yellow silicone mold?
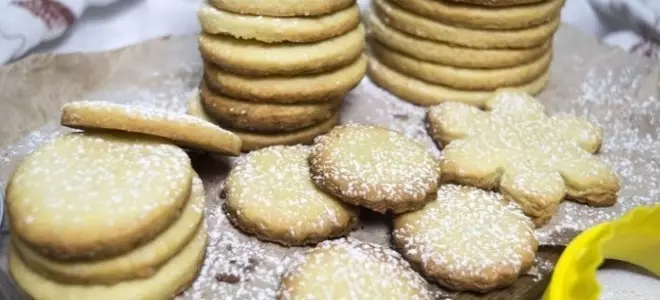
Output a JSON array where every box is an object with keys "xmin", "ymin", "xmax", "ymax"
[{"xmin": 544, "ymin": 204, "xmax": 660, "ymax": 300}]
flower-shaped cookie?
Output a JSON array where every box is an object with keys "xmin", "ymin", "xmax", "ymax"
[{"xmin": 426, "ymin": 89, "xmax": 620, "ymax": 226}]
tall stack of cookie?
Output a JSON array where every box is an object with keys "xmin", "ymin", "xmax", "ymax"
[
  {"xmin": 366, "ymin": 0, "xmax": 564, "ymax": 106},
  {"xmin": 192, "ymin": 0, "xmax": 368, "ymax": 152}
]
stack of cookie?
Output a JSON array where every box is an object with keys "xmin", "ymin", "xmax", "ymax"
[
  {"xmin": 366, "ymin": 0, "xmax": 564, "ymax": 106},
  {"xmin": 193, "ymin": 0, "xmax": 368, "ymax": 152}
]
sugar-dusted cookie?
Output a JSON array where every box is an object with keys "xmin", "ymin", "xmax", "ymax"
[
  {"xmin": 393, "ymin": 184, "xmax": 538, "ymax": 292},
  {"xmin": 309, "ymin": 124, "xmax": 440, "ymax": 214},
  {"xmin": 426, "ymin": 89, "xmax": 619, "ymax": 226},
  {"xmin": 200, "ymin": 83, "xmax": 340, "ymax": 133},
  {"xmin": 6, "ymin": 132, "xmax": 193, "ymax": 260},
  {"xmin": 224, "ymin": 146, "xmax": 359, "ymax": 246},
  {"xmin": 277, "ymin": 238, "xmax": 433, "ymax": 299},
  {"xmin": 366, "ymin": 13, "xmax": 551, "ymax": 69},
  {"xmin": 208, "ymin": 0, "xmax": 354, "ymax": 18},
  {"xmin": 373, "ymin": 0, "xmax": 559, "ymax": 49},
  {"xmin": 204, "ymin": 54, "xmax": 367, "ymax": 104},
  {"xmin": 370, "ymin": 41, "xmax": 551, "ymax": 90},
  {"xmin": 198, "ymin": 2, "xmax": 361, "ymax": 43},
  {"xmin": 9, "ymin": 223, "xmax": 207, "ymax": 300},
  {"xmin": 14, "ymin": 174, "xmax": 205, "ymax": 284},
  {"xmin": 61, "ymin": 101, "xmax": 242, "ymax": 156},
  {"xmin": 368, "ymin": 57, "xmax": 549, "ymax": 107},
  {"xmin": 447, "ymin": 0, "xmax": 545, "ymax": 6}
]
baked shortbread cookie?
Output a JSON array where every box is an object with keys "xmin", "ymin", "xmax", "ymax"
[
  {"xmin": 198, "ymin": 2, "xmax": 361, "ymax": 43},
  {"xmin": 447, "ymin": 0, "xmax": 545, "ymax": 6},
  {"xmin": 309, "ymin": 124, "xmax": 440, "ymax": 214},
  {"xmin": 277, "ymin": 238, "xmax": 433, "ymax": 299},
  {"xmin": 209, "ymin": 0, "xmax": 354, "ymax": 17},
  {"xmin": 393, "ymin": 184, "xmax": 538, "ymax": 292},
  {"xmin": 61, "ymin": 101, "xmax": 242, "ymax": 156},
  {"xmin": 14, "ymin": 174, "xmax": 205, "ymax": 284},
  {"xmin": 224, "ymin": 146, "xmax": 359, "ymax": 246},
  {"xmin": 426, "ymin": 89, "xmax": 620, "ymax": 226},
  {"xmin": 9, "ymin": 223, "xmax": 208, "ymax": 300}
]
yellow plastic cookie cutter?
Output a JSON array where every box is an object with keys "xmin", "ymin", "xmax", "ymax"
[{"xmin": 544, "ymin": 204, "xmax": 660, "ymax": 300}]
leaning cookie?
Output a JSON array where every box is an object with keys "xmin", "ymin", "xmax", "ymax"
[
  {"xmin": 309, "ymin": 124, "xmax": 440, "ymax": 214},
  {"xmin": 393, "ymin": 184, "xmax": 538, "ymax": 292}
]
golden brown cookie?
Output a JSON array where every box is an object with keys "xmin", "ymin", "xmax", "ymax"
[
  {"xmin": 198, "ymin": 2, "xmax": 361, "ymax": 43},
  {"xmin": 373, "ymin": 0, "xmax": 560, "ymax": 49},
  {"xmin": 204, "ymin": 55, "xmax": 367, "ymax": 104},
  {"xmin": 393, "ymin": 184, "xmax": 538, "ymax": 292},
  {"xmin": 426, "ymin": 90, "xmax": 619, "ymax": 226},
  {"xmin": 199, "ymin": 25, "xmax": 365, "ymax": 76},
  {"xmin": 367, "ymin": 56, "xmax": 550, "ymax": 107},
  {"xmin": 371, "ymin": 41, "xmax": 551, "ymax": 90},
  {"xmin": 200, "ymin": 82, "xmax": 340, "ymax": 133},
  {"xmin": 61, "ymin": 101, "xmax": 242, "ymax": 156},
  {"xmin": 309, "ymin": 124, "xmax": 440, "ymax": 214},
  {"xmin": 447, "ymin": 0, "xmax": 545, "ymax": 6},
  {"xmin": 208, "ymin": 0, "xmax": 355, "ymax": 17}
]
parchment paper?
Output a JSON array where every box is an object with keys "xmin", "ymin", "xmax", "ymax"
[{"xmin": 1, "ymin": 24, "xmax": 659, "ymax": 299}]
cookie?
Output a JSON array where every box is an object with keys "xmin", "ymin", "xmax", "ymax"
[
  {"xmin": 368, "ymin": 56, "xmax": 550, "ymax": 107},
  {"xmin": 224, "ymin": 146, "xmax": 359, "ymax": 246},
  {"xmin": 371, "ymin": 41, "xmax": 552, "ymax": 90},
  {"xmin": 309, "ymin": 124, "xmax": 440, "ymax": 214},
  {"xmin": 366, "ymin": 13, "xmax": 551, "ymax": 69},
  {"xmin": 389, "ymin": 0, "xmax": 564, "ymax": 29},
  {"xmin": 9, "ymin": 223, "xmax": 207, "ymax": 300},
  {"xmin": 373, "ymin": 0, "xmax": 560, "ymax": 49},
  {"xmin": 6, "ymin": 132, "xmax": 193, "ymax": 260},
  {"xmin": 61, "ymin": 101, "xmax": 242, "ymax": 156},
  {"xmin": 204, "ymin": 54, "xmax": 367, "ymax": 104},
  {"xmin": 393, "ymin": 184, "xmax": 538, "ymax": 292},
  {"xmin": 426, "ymin": 89, "xmax": 619, "ymax": 226},
  {"xmin": 208, "ymin": 0, "xmax": 354, "ymax": 18},
  {"xmin": 447, "ymin": 0, "xmax": 545, "ymax": 6},
  {"xmin": 200, "ymin": 82, "xmax": 340, "ymax": 133},
  {"xmin": 198, "ymin": 2, "xmax": 361, "ymax": 43},
  {"xmin": 277, "ymin": 238, "xmax": 433, "ymax": 299},
  {"xmin": 200, "ymin": 25, "xmax": 365, "ymax": 77},
  {"xmin": 13, "ymin": 174, "xmax": 205, "ymax": 284}
]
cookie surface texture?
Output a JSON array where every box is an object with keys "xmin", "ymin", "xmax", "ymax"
[
  {"xmin": 199, "ymin": 25, "xmax": 365, "ymax": 77},
  {"xmin": 13, "ymin": 174, "xmax": 205, "ymax": 284},
  {"xmin": 446, "ymin": 0, "xmax": 545, "ymax": 6},
  {"xmin": 9, "ymin": 223, "xmax": 208, "ymax": 300},
  {"xmin": 61, "ymin": 101, "xmax": 242, "ymax": 156},
  {"xmin": 198, "ymin": 2, "xmax": 361, "ymax": 43},
  {"xmin": 224, "ymin": 146, "xmax": 359, "ymax": 246},
  {"xmin": 277, "ymin": 238, "xmax": 433, "ymax": 299},
  {"xmin": 208, "ymin": 0, "xmax": 354, "ymax": 18},
  {"xmin": 6, "ymin": 132, "xmax": 193, "ymax": 260},
  {"xmin": 373, "ymin": 0, "xmax": 559, "ymax": 48},
  {"xmin": 309, "ymin": 124, "xmax": 440, "ymax": 214},
  {"xmin": 204, "ymin": 54, "xmax": 367, "ymax": 104},
  {"xmin": 426, "ymin": 89, "xmax": 620, "ymax": 226},
  {"xmin": 367, "ymin": 57, "xmax": 550, "ymax": 107},
  {"xmin": 393, "ymin": 184, "xmax": 538, "ymax": 292}
]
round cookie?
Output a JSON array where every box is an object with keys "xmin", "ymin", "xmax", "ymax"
[
  {"xmin": 446, "ymin": 0, "xmax": 545, "ymax": 6},
  {"xmin": 198, "ymin": 2, "xmax": 361, "ymax": 43},
  {"xmin": 13, "ymin": 174, "xmax": 205, "ymax": 284},
  {"xmin": 204, "ymin": 55, "xmax": 367, "ymax": 104},
  {"xmin": 366, "ymin": 13, "xmax": 551, "ymax": 69},
  {"xmin": 373, "ymin": 0, "xmax": 560, "ymax": 49},
  {"xmin": 61, "ymin": 101, "xmax": 242, "ymax": 156},
  {"xmin": 208, "ymin": 0, "xmax": 354, "ymax": 17},
  {"xmin": 199, "ymin": 25, "xmax": 365, "ymax": 76},
  {"xmin": 200, "ymin": 82, "xmax": 340, "ymax": 133},
  {"xmin": 371, "ymin": 41, "xmax": 552, "ymax": 90},
  {"xmin": 309, "ymin": 124, "xmax": 440, "ymax": 214},
  {"xmin": 6, "ymin": 132, "xmax": 193, "ymax": 260},
  {"xmin": 224, "ymin": 146, "xmax": 359, "ymax": 246},
  {"xmin": 277, "ymin": 238, "xmax": 433, "ymax": 299},
  {"xmin": 367, "ymin": 57, "xmax": 550, "ymax": 107},
  {"xmin": 390, "ymin": 0, "xmax": 565, "ymax": 29},
  {"xmin": 392, "ymin": 184, "xmax": 538, "ymax": 292},
  {"xmin": 9, "ymin": 223, "xmax": 208, "ymax": 300}
]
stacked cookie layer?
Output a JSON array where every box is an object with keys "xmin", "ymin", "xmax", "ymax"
[
  {"xmin": 366, "ymin": 0, "xmax": 564, "ymax": 106},
  {"xmin": 195, "ymin": 0, "xmax": 367, "ymax": 152}
]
